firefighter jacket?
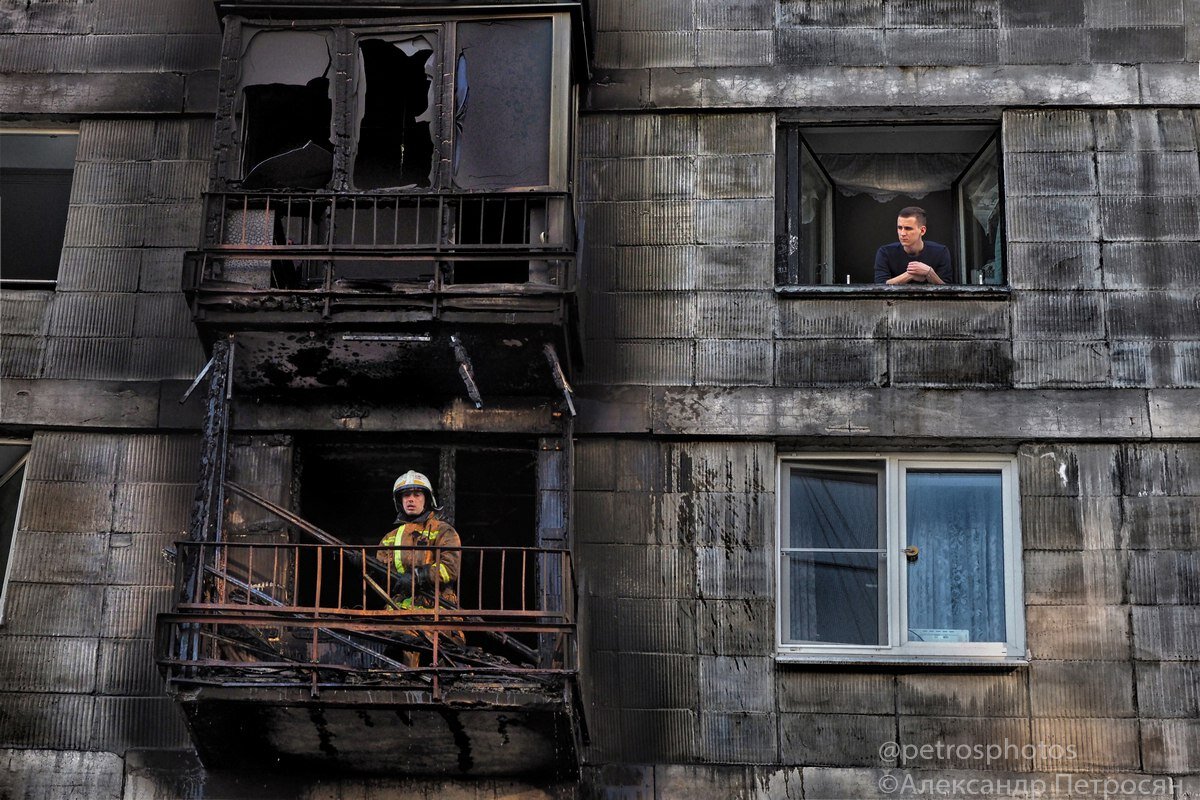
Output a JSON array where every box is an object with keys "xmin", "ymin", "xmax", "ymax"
[{"xmin": 376, "ymin": 511, "xmax": 461, "ymax": 607}]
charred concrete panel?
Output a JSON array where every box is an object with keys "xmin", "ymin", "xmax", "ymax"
[
  {"xmin": 593, "ymin": 30, "xmax": 695, "ymax": 70},
  {"xmin": 1028, "ymin": 660, "xmax": 1135, "ymax": 718},
  {"xmin": 616, "ymin": 597, "xmax": 697, "ymax": 654},
  {"xmin": 617, "ymin": 709, "xmax": 697, "ymax": 762},
  {"xmin": 696, "ymin": 30, "xmax": 774, "ymax": 67},
  {"xmin": 776, "ymin": 672, "xmax": 894, "ymax": 715},
  {"xmin": 780, "ymin": 713, "xmax": 896, "ymax": 767},
  {"xmin": 7, "ymin": 532, "xmax": 110, "ymax": 586},
  {"xmin": 1137, "ymin": 662, "xmax": 1200, "ymax": 718},
  {"xmin": 775, "ymin": 339, "xmax": 886, "ymax": 386},
  {"xmin": 1089, "ymin": 26, "xmax": 1187, "ymax": 62},
  {"xmin": 1000, "ymin": 28, "xmax": 1089, "ymax": 64},
  {"xmin": 1023, "ymin": 549, "xmax": 1127, "ymax": 605},
  {"xmin": 1142, "ymin": 719, "xmax": 1200, "ymax": 774},
  {"xmin": 1129, "ymin": 551, "xmax": 1200, "ymax": 604},
  {"xmin": 696, "ymin": 597, "xmax": 773, "ymax": 656},
  {"xmin": 697, "ymin": 712, "xmax": 778, "ymax": 764},
  {"xmin": 1133, "ymin": 606, "xmax": 1200, "ymax": 660},
  {"xmin": 1030, "ymin": 718, "xmax": 1141, "ymax": 771},
  {"xmin": 0, "ymin": 636, "xmax": 98, "ymax": 694},
  {"xmin": 1104, "ymin": 242, "xmax": 1200, "ymax": 289},
  {"xmin": 0, "ymin": 749, "xmax": 123, "ymax": 800},
  {"xmin": 695, "ymin": 340, "xmax": 772, "ymax": 385},
  {"xmin": 1025, "ymin": 604, "xmax": 1130, "ymax": 661},
  {"xmin": 896, "ymin": 673, "xmax": 1028, "ymax": 718},
  {"xmin": 1094, "ymin": 108, "xmax": 1200, "ymax": 151}
]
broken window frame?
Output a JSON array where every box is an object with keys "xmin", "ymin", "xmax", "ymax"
[
  {"xmin": 775, "ymin": 453, "xmax": 1025, "ymax": 664},
  {"xmin": 0, "ymin": 441, "xmax": 32, "ymax": 624},
  {"xmin": 775, "ymin": 123, "xmax": 1007, "ymax": 288},
  {"xmin": 215, "ymin": 13, "xmax": 574, "ymax": 194},
  {"xmin": 0, "ymin": 130, "xmax": 78, "ymax": 290}
]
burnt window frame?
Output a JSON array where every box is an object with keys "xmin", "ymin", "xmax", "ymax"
[
  {"xmin": 774, "ymin": 122, "xmax": 1007, "ymax": 289},
  {"xmin": 0, "ymin": 130, "xmax": 78, "ymax": 290},
  {"xmin": 215, "ymin": 12, "xmax": 575, "ymax": 194}
]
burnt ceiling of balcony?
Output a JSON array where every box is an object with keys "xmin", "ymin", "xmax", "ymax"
[
  {"xmin": 175, "ymin": 684, "xmax": 581, "ymax": 778},
  {"xmin": 214, "ymin": 0, "xmax": 588, "ymax": 17},
  {"xmin": 223, "ymin": 326, "xmax": 572, "ymax": 402}
]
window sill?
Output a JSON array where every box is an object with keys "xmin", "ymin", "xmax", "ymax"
[
  {"xmin": 775, "ymin": 652, "xmax": 1029, "ymax": 671},
  {"xmin": 774, "ymin": 284, "xmax": 1010, "ymax": 300}
]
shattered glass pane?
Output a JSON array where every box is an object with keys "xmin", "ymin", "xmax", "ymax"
[
  {"xmin": 454, "ymin": 19, "xmax": 552, "ymax": 190},
  {"xmin": 352, "ymin": 34, "xmax": 436, "ymax": 190},
  {"xmin": 237, "ymin": 30, "xmax": 335, "ymax": 189}
]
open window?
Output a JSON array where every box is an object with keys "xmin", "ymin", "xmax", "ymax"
[
  {"xmin": 776, "ymin": 125, "xmax": 1004, "ymax": 286},
  {"xmin": 777, "ymin": 454, "xmax": 1024, "ymax": 662},
  {"xmin": 0, "ymin": 132, "xmax": 78, "ymax": 289},
  {"xmin": 0, "ymin": 442, "xmax": 30, "ymax": 622}
]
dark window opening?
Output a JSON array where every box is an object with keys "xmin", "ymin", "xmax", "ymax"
[
  {"xmin": 296, "ymin": 441, "xmax": 537, "ymax": 623},
  {"xmin": 0, "ymin": 134, "xmax": 77, "ymax": 286},
  {"xmin": 448, "ymin": 197, "xmax": 543, "ymax": 284},
  {"xmin": 241, "ymin": 81, "xmax": 334, "ymax": 190},
  {"xmin": 0, "ymin": 444, "xmax": 30, "ymax": 617},
  {"xmin": 776, "ymin": 125, "xmax": 1004, "ymax": 286},
  {"xmin": 353, "ymin": 36, "xmax": 436, "ymax": 190},
  {"xmin": 237, "ymin": 29, "xmax": 335, "ymax": 190}
]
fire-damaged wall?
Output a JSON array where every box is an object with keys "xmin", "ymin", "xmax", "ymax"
[{"xmin": 0, "ymin": 0, "xmax": 1199, "ymax": 799}]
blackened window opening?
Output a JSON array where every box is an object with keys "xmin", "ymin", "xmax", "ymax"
[
  {"xmin": 449, "ymin": 198, "xmax": 542, "ymax": 284},
  {"xmin": 296, "ymin": 442, "xmax": 537, "ymax": 633},
  {"xmin": 240, "ymin": 79, "xmax": 334, "ymax": 190},
  {"xmin": 354, "ymin": 39, "xmax": 435, "ymax": 190},
  {"xmin": 0, "ymin": 134, "xmax": 77, "ymax": 284}
]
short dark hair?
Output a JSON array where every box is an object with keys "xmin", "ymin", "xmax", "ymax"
[{"xmin": 898, "ymin": 206, "xmax": 927, "ymax": 226}]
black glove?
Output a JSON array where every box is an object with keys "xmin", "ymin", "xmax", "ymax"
[{"xmin": 412, "ymin": 564, "xmax": 437, "ymax": 589}]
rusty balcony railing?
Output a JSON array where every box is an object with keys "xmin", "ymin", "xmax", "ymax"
[
  {"xmin": 157, "ymin": 540, "xmax": 576, "ymax": 695},
  {"xmin": 183, "ymin": 190, "xmax": 576, "ymax": 295}
]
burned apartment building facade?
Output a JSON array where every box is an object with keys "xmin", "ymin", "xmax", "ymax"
[{"xmin": 1, "ymin": 0, "xmax": 1199, "ymax": 797}]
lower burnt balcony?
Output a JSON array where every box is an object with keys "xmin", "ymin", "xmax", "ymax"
[{"xmin": 156, "ymin": 540, "xmax": 581, "ymax": 777}]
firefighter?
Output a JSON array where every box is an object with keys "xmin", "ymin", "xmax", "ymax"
[{"xmin": 376, "ymin": 470, "xmax": 464, "ymax": 667}]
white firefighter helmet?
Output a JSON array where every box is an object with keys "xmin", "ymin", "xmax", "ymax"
[{"xmin": 392, "ymin": 469, "xmax": 438, "ymax": 509}]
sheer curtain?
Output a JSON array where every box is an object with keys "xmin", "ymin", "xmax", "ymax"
[{"xmin": 905, "ymin": 471, "xmax": 1005, "ymax": 643}]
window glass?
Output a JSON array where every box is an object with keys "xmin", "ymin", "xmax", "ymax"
[
  {"xmin": 0, "ymin": 133, "xmax": 77, "ymax": 286},
  {"xmin": 784, "ymin": 468, "xmax": 886, "ymax": 646},
  {"xmin": 778, "ymin": 456, "xmax": 1022, "ymax": 661},
  {"xmin": 453, "ymin": 19, "xmax": 553, "ymax": 190},
  {"xmin": 797, "ymin": 140, "xmax": 834, "ymax": 284},
  {"xmin": 955, "ymin": 137, "xmax": 1003, "ymax": 285},
  {"xmin": 905, "ymin": 470, "xmax": 1006, "ymax": 643}
]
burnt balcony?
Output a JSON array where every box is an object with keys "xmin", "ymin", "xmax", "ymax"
[
  {"xmin": 185, "ymin": 190, "xmax": 576, "ymax": 329},
  {"xmin": 183, "ymin": 191, "xmax": 579, "ymax": 399},
  {"xmin": 156, "ymin": 537, "xmax": 581, "ymax": 777}
]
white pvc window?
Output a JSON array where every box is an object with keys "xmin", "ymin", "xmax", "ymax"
[{"xmin": 777, "ymin": 454, "xmax": 1024, "ymax": 662}]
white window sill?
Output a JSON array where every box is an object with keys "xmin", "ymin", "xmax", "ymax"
[{"xmin": 775, "ymin": 652, "xmax": 1029, "ymax": 670}]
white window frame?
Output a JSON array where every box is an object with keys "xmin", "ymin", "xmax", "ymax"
[{"xmin": 776, "ymin": 453, "xmax": 1025, "ymax": 664}]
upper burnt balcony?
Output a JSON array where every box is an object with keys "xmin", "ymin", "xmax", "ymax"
[
  {"xmin": 187, "ymin": 9, "xmax": 585, "ymax": 346},
  {"xmin": 184, "ymin": 189, "xmax": 576, "ymax": 331}
]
